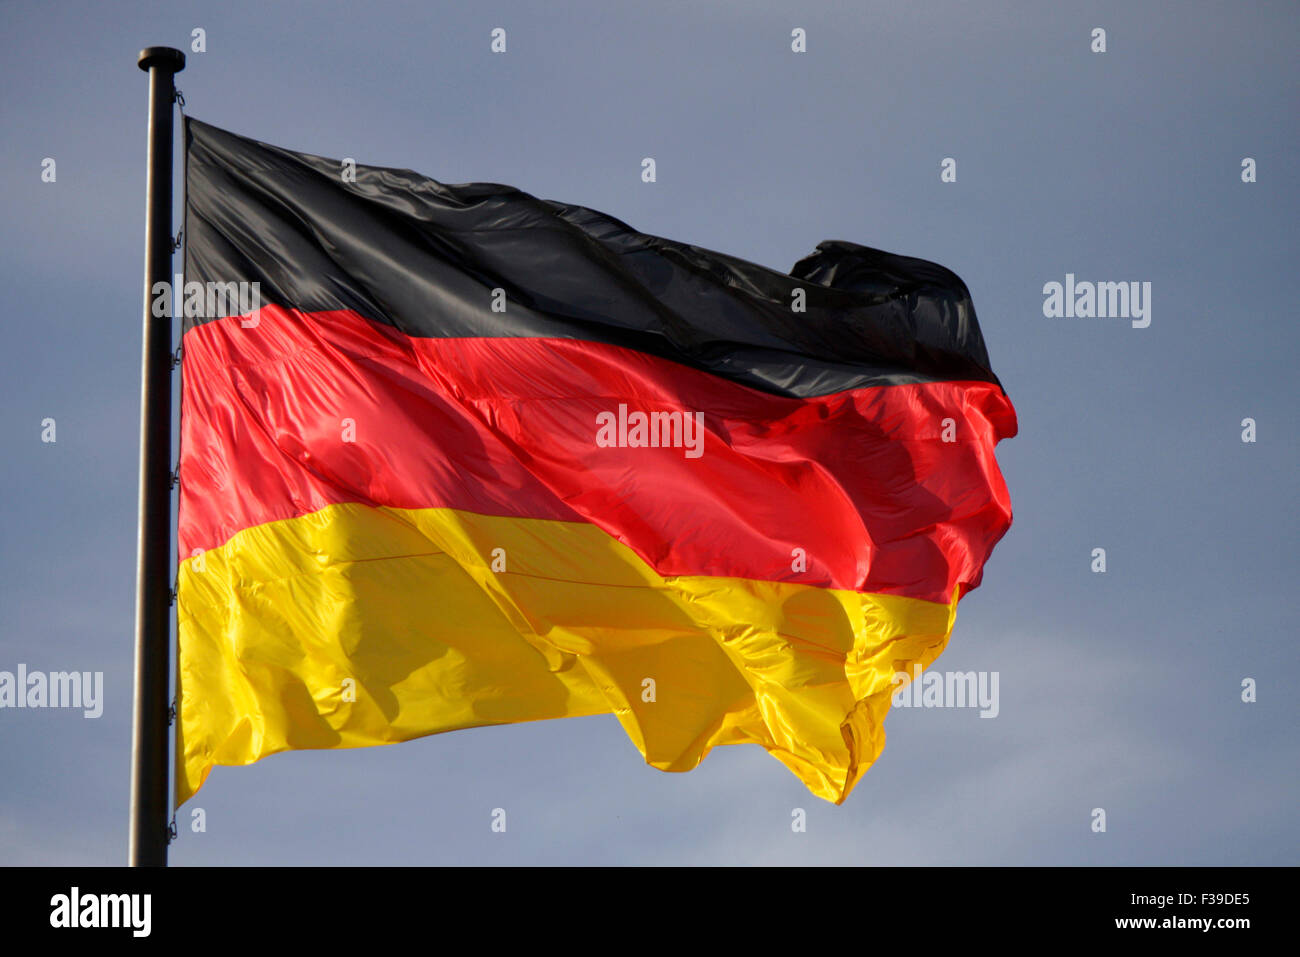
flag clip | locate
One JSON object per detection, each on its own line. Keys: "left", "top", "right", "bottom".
{"left": 166, "top": 815, "right": 178, "bottom": 845}
{"left": 174, "top": 89, "right": 185, "bottom": 109}
{"left": 171, "top": 230, "right": 183, "bottom": 252}
{"left": 170, "top": 345, "right": 183, "bottom": 369}
{"left": 168, "top": 587, "right": 177, "bottom": 606}
{"left": 168, "top": 698, "right": 177, "bottom": 725}
{"left": 169, "top": 469, "right": 179, "bottom": 490}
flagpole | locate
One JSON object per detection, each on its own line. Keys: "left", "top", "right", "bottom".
{"left": 131, "top": 45, "right": 185, "bottom": 867}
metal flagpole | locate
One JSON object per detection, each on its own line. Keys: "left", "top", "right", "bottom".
{"left": 131, "top": 45, "right": 185, "bottom": 867}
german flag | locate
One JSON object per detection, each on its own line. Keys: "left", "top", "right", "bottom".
{"left": 175, "top": 118, "right": 1016, "bottom": 805}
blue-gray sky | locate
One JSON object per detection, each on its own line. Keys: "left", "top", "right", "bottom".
{"left": 1, "top": 0, "right": 1295, "bottom": 865}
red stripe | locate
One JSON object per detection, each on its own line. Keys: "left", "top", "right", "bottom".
{"left": 178, "top": 306, "right": 1016, "bottom": 603}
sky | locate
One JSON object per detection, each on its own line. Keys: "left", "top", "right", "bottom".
{"left": 0, "top": 0, "right": 1295, "bottom": 865}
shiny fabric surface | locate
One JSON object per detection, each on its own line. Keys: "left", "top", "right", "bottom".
{"left": 176, "top": 117, "right": 1017, "bottom": 802}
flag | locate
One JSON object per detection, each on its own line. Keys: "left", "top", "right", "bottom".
{"left": 175, "top": 117, "right": 1016, "bottom": 805}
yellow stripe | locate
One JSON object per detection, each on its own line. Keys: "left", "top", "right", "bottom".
{"left": 177, "top": 503, "right": 959, "bottom": 804}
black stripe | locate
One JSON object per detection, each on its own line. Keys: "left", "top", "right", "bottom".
{"left": 183, "top": 117, "right": 1002, "bottom": 398}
